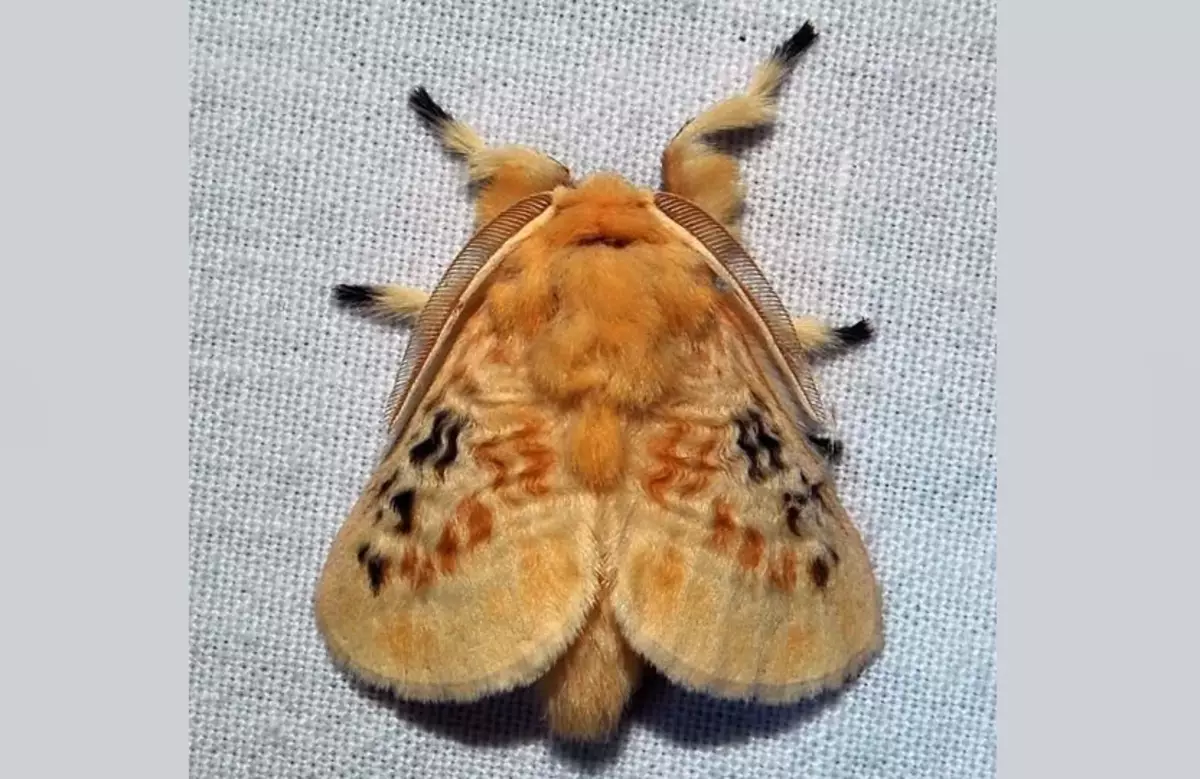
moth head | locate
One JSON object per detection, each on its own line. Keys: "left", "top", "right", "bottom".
{"left": 541, "top": 173, "right": 672, "bottom": 253}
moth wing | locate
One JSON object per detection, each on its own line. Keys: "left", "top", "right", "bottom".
{"left": 316, "top": 194, "right": 599, "bottom": 702}
{"left": 651, "top": 191, "right": 836, "bottom": 444}
{"left": 611, "top": 310, "right": 882, "bottom": 702}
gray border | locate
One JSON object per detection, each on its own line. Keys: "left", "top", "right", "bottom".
{"left": 1001, "top": 2, "right": 1199, "bottom": 775}
{"left": 0, "top": 2, "right": 183, "bottom": 775}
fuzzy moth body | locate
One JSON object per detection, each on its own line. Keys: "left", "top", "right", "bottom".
{"left": 315, "top": 21, "right": 882, "bottom": 743}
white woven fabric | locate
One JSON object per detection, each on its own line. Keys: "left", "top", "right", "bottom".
{"left": 189, "top": 0, "right": 996, "bottom": 775}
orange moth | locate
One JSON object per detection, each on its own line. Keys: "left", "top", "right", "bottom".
{"left": 315, "top": 21, "right": 882, "bottom": 742}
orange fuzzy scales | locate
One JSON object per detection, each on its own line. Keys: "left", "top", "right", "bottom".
{"left": 472, "top": 417, "right": 555, "bottom": 498}
{"left": 460, "top": 496, "right": 493, "bottom": 549}
{"left": 571, "top": 399, "right": 624, "bottom": 492}
{"left": 483, "top": 174, "right": 719, "bottom": 489}
{"left": 711, "top": 499, "right": 738, "bottom": 553}
{"left": 738, "top": 527, "right": 766, "bottom": 570}
{"left": 768, "top": 549, "right": 799, "bottom": 593}
{"left": 436, "top": 526, "right": 459, "bottom": 574}
{"left": 679, "top": 437, "right": 721, "bottom": 495}
{"left": 398, "top": 548, "right": 435, "bottom": 591}
{"left": 644, "top": 423, "right": 722, "bottom": 504}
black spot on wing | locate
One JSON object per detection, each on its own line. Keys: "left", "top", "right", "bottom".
{"left": 810, "top": 556, "right": 830, "bottom": 589}
{"left": 365, "top": 553, "right": 389, "bottom": 595}
{"left": 734, "top": 409, "right": 787, "bottom": 482}
{"left": 390, "top": 489, "right": 416, "bottom": 534}
{"left": 785, "top": 505, "right": 803, "bottom": 536}
{"left": 748, "top": 410, "right": 785, "bottom": 475}
{"left": 783, "top": 483, "right": 824, "bottom": 536}
{"left": 783, "top": 490, "right": 810, "bottom": 506}
{"left": 734, "top": 416, "right": 765, "bottom": 482}
{"left": 409, "top": 410, "right": 451, "bottom": 466}
{"left": 356, "top": 542, "right": 370, "bottom": 564}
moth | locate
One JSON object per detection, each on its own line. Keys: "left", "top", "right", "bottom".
{"left": 315, "top": 21, "right": 882, "bottom": 742}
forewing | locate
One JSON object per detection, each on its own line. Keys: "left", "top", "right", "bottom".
{"left": 611, "top": 309, "right": 882, "bottom": 702}
{"left": 316, "top": 309, "right": 599, "bottom": 702}
{"left": 651, "top": 191, "right": 835, "bottom": 443}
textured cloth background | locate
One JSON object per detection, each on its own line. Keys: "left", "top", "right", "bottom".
{"left": 189, "top": 0, "right": 995, "bottom": 776}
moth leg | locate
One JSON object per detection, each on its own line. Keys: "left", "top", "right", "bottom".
{"left": 409, "top": 87, "right": 572, "bottom": 226}
{"left": 792, "top": 316, "right": 873, "bottom": 357}
{"left": 332, "top": 283, "right": 428, "bottom": 325}
{"left": 661, "top": 22, "right": 818, "bottom": 230}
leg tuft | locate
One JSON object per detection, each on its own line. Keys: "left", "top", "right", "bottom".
{"left": 773, "top": 21, "right": 819, "bottom": 67}
{"left": 833, "top": 319, "right": 874, "bottom": 347}
{"left": 408, "top": 86, "right": 453, "bottom": 130}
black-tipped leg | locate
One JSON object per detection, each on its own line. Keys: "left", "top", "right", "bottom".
{"left": 792, "top": 316, "right": 875, "bottom": 357}
{"left": 332, "top": 283, "right": 428, "bottom": 325}
{"left": 833, "top": 319, "right": 874, "bottom": 348}
{"left": 408, "top": 86, "right": 453, "bottom": 130}
{"left": 332, "top": 283, "right": 378, "bottom": 311}
{"left": 773, "top": 21, "right": 818, "bottom": 66}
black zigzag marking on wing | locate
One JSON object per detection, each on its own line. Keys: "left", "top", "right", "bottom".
{"left": 432, "top": 420, "right": 462, "bottom": 478}
{"left": 409, "top": 410, "right": 451, "bottom": 466}
{"left": 408, "top": 409, "right": 467, "bottom": 478}
{"left": 747, "top": 410, "right": 785, "bottom": 476}
{"left": 734, "top": 409, "right": 787, "bottom": 483}
{"left": 735, "top": 415, "right": 765, "bottom": 482}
